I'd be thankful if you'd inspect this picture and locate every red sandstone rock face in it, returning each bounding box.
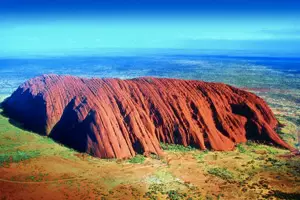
[1,74,293,158]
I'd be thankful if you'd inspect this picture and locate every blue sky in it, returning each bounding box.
[1,0,300,56]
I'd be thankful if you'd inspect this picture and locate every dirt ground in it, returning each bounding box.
[0,142,299,200]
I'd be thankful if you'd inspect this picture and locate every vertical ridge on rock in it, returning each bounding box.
[1,75,294,159]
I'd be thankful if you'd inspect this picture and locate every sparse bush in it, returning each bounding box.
[194,150,208,162]
[160,143,197,152]
[207,167,234,180]
[246,141,280,155]
[149,153,160,160]
[128,154,145,164]
[167,190,186,200]
[236,143,247,153]
[0,150,40,166]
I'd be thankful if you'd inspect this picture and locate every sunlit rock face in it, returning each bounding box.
[1,74,293,158]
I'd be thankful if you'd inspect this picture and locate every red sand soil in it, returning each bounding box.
[1,75,293,158]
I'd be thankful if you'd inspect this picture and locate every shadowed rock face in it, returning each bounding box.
[1,74,293,158]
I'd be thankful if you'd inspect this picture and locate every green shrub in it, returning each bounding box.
[246,141,280,155]
[167,190,186,200]
[194,150,209,162]
[236,143,247,153]
[160,143,197,152]
[207,167,234,180]
[0,150,40,166]
[128,154,145,164]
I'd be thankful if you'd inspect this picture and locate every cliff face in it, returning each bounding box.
[1,74,293,158]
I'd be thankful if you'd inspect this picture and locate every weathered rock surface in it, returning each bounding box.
[1,74,293,158]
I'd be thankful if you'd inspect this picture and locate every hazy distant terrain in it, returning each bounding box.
[1,54,299,123]
[0,54,300,90]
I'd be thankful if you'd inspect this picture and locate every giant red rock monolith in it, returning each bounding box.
[1,75,293,158]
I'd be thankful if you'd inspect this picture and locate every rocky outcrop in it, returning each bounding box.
[1,74,293,158]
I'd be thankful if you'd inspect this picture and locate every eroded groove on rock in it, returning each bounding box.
[1,74,294,158]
